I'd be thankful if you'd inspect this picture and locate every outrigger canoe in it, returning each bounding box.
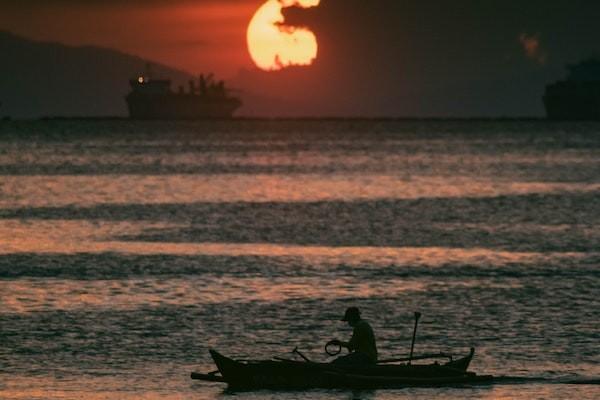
[191,348,494,390]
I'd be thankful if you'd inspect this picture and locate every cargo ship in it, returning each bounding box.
[126,74,242,119]
[543,58,600,120]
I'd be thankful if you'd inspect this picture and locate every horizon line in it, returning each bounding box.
[2,116,574,122]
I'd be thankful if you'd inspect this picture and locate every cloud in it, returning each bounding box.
[519,33,547,64]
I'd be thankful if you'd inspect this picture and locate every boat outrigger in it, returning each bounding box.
[191,313,494,390]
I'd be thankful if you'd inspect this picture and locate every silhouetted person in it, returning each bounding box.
[329,307,378,365]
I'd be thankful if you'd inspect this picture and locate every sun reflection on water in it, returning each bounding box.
[1,175,597,208]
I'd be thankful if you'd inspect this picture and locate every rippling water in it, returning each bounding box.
[0,119,598,399]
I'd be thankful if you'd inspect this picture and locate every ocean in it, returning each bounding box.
[0,119,598,399]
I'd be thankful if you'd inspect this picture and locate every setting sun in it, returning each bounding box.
[246,0,320,71]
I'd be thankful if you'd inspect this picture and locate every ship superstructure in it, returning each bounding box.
[126,74,242,119]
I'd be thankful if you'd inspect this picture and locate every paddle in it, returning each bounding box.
[408,312,421,365]
[292,346,312,362]
[377,352,453,364]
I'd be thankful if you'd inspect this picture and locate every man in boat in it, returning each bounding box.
[329,307,378,365]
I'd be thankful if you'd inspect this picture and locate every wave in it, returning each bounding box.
[1,252,598,280]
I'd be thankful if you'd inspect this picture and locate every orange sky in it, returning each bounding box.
[0,0,262,78]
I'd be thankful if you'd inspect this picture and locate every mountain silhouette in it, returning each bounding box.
[0,30,193,119]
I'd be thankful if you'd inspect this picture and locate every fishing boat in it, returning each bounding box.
[191,313,494,390]
[191,348,493,390]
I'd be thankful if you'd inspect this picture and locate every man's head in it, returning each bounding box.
[341,307,361,326]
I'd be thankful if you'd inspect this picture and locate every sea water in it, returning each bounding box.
[0,119,598,399]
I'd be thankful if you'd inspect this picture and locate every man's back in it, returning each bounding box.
[349,319,378,362]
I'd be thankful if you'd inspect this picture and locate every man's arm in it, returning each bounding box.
[329,339,351,348]
[330,331,357,351]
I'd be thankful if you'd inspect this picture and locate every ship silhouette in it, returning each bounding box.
[126,72,242,119]
[543,58,600,120]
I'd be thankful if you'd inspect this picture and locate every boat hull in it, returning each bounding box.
[543,81,600,120]
[201,349,491,390]
[126,93,242,120]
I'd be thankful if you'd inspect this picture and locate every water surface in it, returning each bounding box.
[0,119,599,399]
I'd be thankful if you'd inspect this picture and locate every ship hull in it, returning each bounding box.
[543,81,600,120]
[126,93,242,120]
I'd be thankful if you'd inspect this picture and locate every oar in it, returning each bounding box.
[378,352,453,364]
[408,312,421,365]
[292,346,311,362]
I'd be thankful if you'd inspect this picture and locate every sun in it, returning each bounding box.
[247,0,320,71]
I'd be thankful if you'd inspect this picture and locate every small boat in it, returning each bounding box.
[191,348,494,390]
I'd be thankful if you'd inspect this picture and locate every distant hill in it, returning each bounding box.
[0,31,193,118]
